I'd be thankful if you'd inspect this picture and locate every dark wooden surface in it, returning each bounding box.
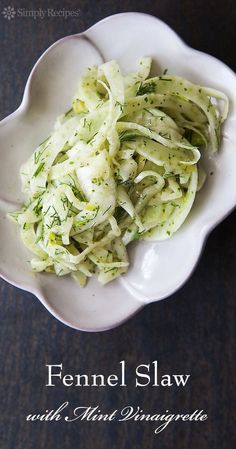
[0,1,236,448]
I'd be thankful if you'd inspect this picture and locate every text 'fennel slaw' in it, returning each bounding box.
[8,58,229,286]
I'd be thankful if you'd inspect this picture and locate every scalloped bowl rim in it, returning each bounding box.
[0,12,236,331]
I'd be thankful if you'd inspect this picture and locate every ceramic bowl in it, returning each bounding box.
[1,12,236,331]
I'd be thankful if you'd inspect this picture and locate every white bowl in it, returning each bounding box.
[1,12,236,331]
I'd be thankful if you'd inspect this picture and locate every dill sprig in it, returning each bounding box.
[137,81,156,96]
[33,162,45,177]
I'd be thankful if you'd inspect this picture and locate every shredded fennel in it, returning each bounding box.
[8,58,228,286]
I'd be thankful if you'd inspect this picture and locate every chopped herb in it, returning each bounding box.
[34,143,48,165]
[65,107,73,117]
[33,197,43,216]
[103,205,112,216]
[115,101,124,112]
[137,81,156,96]
[33,162,45,177]
[43,205,51,216]
[92,177,104,186]
[39,136,50,147]
[87,132,98,144]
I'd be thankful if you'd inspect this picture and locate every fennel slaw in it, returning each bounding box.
[9,58,228,286]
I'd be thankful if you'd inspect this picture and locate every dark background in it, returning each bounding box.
[0,1,236,448]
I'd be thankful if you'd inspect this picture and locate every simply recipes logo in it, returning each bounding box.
[25,362,208,435]
[2,5,80,20]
